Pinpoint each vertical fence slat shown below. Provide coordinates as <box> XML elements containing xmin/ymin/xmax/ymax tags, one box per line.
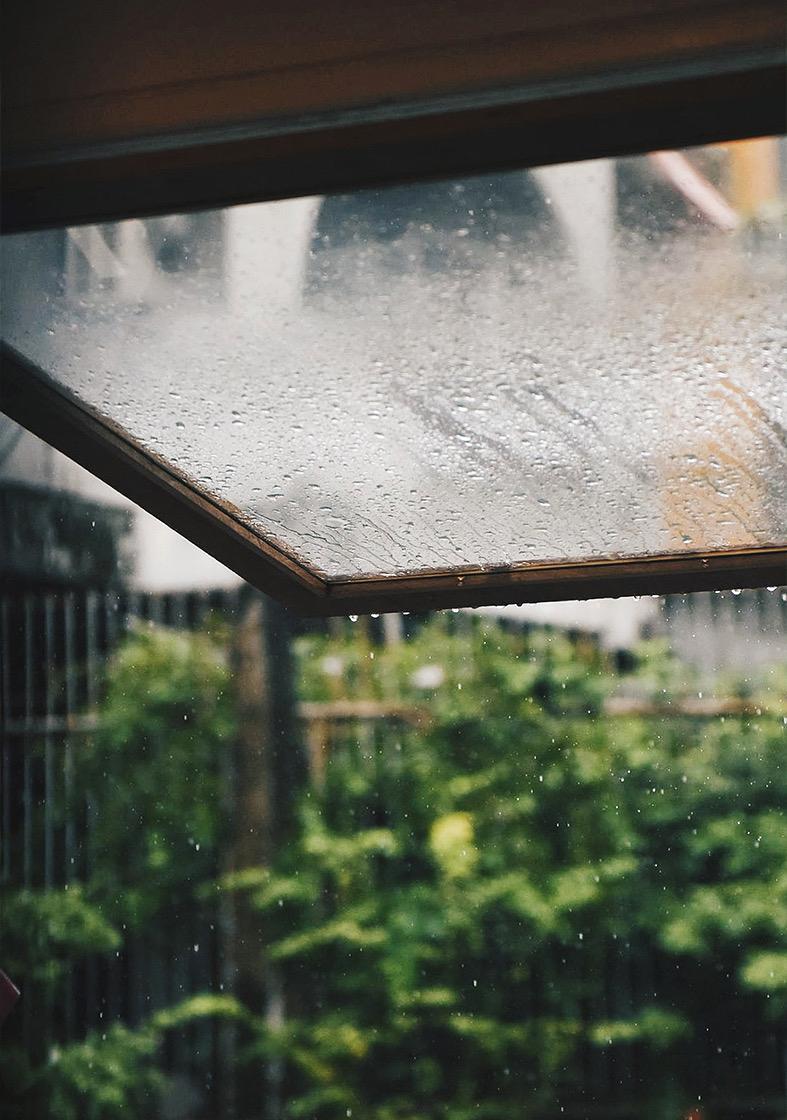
<box><xmin>1</xmin><ymin>597</ymin><xmax>11</xmax><ymax>885</ymax></box>
<box><xmin>63</xmin><ymin>593</ymin><xmax>76</xmax><ymax>883</ymax></box>
<box><xmin>43</xmin><ymin>594</ymin><xmax>55</xmax><ymax>890</ymax></box>
<box><xmin>23</xmin><ymin>594</ymin><xmax>34</xmax><ymax>889</ymax></box>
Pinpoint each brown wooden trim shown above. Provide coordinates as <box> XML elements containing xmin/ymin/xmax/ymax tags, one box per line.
<box><xmin>4</xmin><ymin>56</ymin><xmax>785</xmax><ymax>232</ymax></box>
<box><xmin>325</xmin><ymin>549</ymin><xmax>787</xmax><ymax>615</ymax></box>
<box><xmin>604</xmin><ymin>697</ymin><xmax>787</xmax><ymax>718</ymax></box>
<box><xmin>7</xmin><ymin>2</ymin><xmax>783</xmax><ymax>150</ymax></box>
<box><xmin>2</xmin><ymin>342</ymin><xmax>785</xmax><ymax>616</ymax></box>
<box><xmin>299</xmin><ymin>701</ymin><xmax>431</xmax><ymax>727</ymax></box>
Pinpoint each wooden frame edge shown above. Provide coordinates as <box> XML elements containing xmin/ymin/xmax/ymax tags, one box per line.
<box><xmin>0</xmin><ymin>343</ymin><xmax>329</xmax><ymax>613</ymax></box>
<box><xmin>325</xmin><ymin>550</ymin><xmax>787</xmax><ymax>615</ymax></box>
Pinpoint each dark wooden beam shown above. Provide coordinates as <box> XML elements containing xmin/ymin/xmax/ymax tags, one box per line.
<box><xmin>3</xmin><ymin>0</ymin><xmax>785</xmax><ymax>231</ymax></box>
<box><xmin>5</xmin><ymin>61</ymin><xmax>785</xmax><ymax>233</ymax></box>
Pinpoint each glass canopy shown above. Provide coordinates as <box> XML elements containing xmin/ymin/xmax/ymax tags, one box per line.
<box><xmin>2</xmin><ymin>140</ymin><xmax>786</xmax><ymax>612</ymax></box>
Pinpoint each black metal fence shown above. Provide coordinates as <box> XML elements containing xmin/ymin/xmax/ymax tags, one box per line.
<box><xmin>0</xmin><ymin>588</ymin><xmax>246</xmax><ymax>1117</ymax></box>
<box><xmin>1</xmin><ymin>587</ymin><xmax>785</xmax><ymax>1119</ymax></box>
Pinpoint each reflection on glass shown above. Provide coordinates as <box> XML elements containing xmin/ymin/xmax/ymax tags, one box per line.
<box><xmin>2</xmin><ymin>140</ymin><xmax>786</xmax><ymax>579</ymax></box>
<box><xmin>2</xmin><ymin>579</ymin><xmax>786</xmax><ymax>1118</ymax></box>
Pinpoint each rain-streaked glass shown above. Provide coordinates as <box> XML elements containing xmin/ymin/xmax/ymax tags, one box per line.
<box><xmin>3</xmin><ymin>141</ymin><xmax>786</xmax><ymax>580</ymax></box>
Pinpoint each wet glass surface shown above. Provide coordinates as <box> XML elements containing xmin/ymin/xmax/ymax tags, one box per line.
<box><xmin>2</xmin><ymin>143</ymin><xmax>786</xmax><ymax>580</ymax></box>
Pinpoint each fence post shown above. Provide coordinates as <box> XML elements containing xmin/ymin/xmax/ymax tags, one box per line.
<box><xmin>228</xmin><ymin>590</ymin><xmax>304</xmax><ymax>1120</ymax></box>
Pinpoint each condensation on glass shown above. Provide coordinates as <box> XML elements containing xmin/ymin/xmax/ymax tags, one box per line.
<box><xmin>2</xmin><ymin>140</ymin><xmax>786</xmax><ymax>580</ymax></box>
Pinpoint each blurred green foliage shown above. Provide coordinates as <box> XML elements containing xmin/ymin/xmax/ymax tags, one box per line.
<box><xmin>2</xmin><ymin>613</ymin><xmax>785</xmax><ymax>1118</ymax></box>
<box><xmin>256</xmin><ymin>619</ymin><xmax>787</xmax><ymax>1118</ymax></box>
<box><xmin>1</xmin><ymin>625</ymin><xmax>240</xmax><ymax>1119</ymax></box>
<box><xmin>78</xmin><ymin>625</ymin><xmax>235</xmax><ymax>927</ymax></box>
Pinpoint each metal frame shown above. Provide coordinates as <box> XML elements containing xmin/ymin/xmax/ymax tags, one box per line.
<box><xmin>3</xmin><ymin>344</ymin><xmax>785</xmax><ymax>616</ymax></box>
